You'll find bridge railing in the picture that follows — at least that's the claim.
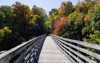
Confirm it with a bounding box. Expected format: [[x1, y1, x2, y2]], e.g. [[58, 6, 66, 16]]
[[0, 34, 46, 63], [52, 34, 100, 63]]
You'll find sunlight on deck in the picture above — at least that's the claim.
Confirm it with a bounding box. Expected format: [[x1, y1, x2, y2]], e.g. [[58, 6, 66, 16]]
[[38, 36, 72, 63]]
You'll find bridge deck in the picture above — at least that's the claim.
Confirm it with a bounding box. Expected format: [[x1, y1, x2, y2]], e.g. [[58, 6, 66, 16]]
[[38, 36, 72, 63]]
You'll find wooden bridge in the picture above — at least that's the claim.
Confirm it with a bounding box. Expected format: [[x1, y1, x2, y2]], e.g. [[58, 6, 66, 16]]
[[0, 34, 100, 63]]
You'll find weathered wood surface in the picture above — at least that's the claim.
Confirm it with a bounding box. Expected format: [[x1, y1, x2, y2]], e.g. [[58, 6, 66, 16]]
[[38, 36, 72, 63]]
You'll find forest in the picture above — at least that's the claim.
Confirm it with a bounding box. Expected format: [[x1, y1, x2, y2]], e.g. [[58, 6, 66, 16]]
[[0, 2, 47, 51], [0, 0, 100, 52], [49, 0, 100, 45]]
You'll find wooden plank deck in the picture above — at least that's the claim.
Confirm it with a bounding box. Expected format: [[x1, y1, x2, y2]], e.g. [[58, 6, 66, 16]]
[[38, 36, 72, 63]]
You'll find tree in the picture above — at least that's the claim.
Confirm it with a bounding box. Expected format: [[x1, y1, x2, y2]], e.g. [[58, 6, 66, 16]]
[[48, 8, 58, 32], [63, 12, 84, 40], [53, 17, 67, 36], [0, 27, 12, 50], [84, 2, 100, 45], [32, 5, 47, 35], [0, 11, 5, 28], [12, 2, 36, 40], [76, 0, 95, 14], [49, 9, 58, 16], [58, 1, 73, 17], [0, 6, 13, 27]]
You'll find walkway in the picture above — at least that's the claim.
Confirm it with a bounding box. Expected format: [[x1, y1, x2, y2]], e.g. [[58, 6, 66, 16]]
[[38, 36, 72, 63]]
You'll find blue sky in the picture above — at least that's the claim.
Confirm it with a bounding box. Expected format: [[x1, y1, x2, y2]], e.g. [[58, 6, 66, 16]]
[[0, 0, 78, 13]]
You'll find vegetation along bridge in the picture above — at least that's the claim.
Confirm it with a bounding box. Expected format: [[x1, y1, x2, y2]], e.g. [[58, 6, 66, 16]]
[[0, 34, 100, 63]]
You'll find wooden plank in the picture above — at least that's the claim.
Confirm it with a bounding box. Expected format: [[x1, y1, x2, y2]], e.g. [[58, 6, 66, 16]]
[[38, 36, 72, 63]]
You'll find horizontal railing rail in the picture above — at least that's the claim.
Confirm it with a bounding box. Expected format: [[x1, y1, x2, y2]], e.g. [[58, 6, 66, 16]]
[[51, 34, 100, 63], [0, 34, 46, 63]]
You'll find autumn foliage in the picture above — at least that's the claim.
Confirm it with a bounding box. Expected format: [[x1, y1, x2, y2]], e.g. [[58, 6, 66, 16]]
[[53, 17, 67, 35]]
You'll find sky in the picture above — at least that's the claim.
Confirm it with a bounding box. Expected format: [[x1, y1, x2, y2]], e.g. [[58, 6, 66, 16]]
[[0, 0, 78, 14]]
